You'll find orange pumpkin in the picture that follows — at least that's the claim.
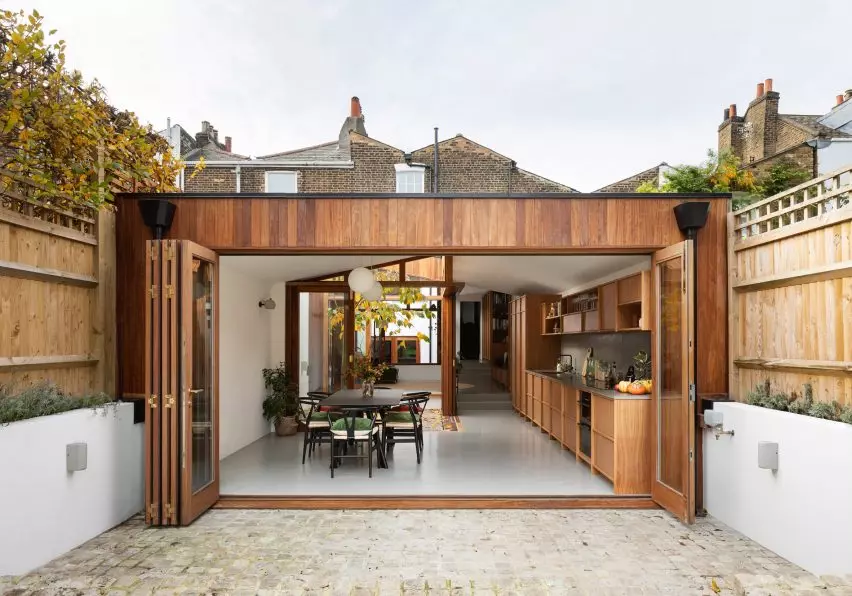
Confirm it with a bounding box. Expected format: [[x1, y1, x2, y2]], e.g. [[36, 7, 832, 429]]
[[628, 381, 647, 395]]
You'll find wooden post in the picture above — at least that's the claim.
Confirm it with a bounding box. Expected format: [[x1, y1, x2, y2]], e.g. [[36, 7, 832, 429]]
[[93, 143, 116, 395]]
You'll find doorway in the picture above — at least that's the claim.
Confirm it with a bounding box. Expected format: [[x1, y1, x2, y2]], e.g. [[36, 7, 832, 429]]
[[459, 301, 480, 360]]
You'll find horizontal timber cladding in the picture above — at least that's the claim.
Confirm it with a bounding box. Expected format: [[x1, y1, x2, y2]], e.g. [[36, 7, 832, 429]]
[[115, 194, 729, 401]]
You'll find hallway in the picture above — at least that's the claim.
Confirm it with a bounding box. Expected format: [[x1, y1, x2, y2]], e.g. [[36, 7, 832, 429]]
[[456, 359, 512, 412]]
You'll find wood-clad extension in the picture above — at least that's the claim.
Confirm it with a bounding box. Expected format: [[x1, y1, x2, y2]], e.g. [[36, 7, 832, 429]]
[[116, 194, 729, 402]]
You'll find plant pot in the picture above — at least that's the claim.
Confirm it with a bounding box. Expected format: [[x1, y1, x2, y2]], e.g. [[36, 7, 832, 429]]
[[274, 416, 298, 436]]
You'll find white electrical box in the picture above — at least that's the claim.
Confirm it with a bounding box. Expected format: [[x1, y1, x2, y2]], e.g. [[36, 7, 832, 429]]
[[66, 442, 88, 472], [757, 441, 778, 471]]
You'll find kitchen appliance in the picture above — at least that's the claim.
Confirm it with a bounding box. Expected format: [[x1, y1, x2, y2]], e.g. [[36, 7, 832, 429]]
[[578, 391, 592, 458], [556, 354, 574, 373]]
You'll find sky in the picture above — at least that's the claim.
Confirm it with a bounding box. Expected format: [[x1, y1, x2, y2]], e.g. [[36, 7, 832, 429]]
[[14, 0, 852, 191]]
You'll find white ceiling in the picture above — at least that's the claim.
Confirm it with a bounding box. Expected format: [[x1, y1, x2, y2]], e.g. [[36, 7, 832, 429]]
[[223, 254, 650, 295]]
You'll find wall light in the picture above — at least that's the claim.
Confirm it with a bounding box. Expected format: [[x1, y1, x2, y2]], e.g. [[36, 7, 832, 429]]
[[258, 298, 276, 310]]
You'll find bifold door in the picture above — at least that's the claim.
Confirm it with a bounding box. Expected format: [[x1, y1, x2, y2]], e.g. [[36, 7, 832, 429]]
[[651, 241, 696, 523], [145, 240, 219, 526]]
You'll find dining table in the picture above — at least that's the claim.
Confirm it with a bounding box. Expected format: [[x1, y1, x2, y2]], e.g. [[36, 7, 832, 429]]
[[322, 388, 409, 469]]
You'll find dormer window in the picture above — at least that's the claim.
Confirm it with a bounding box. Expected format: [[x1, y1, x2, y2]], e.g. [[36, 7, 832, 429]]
[[265, 171, 298, 193], [395, 164, 425, 193]]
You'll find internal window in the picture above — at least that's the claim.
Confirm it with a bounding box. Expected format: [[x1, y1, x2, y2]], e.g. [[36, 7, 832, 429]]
[[265, 171, 297, 193], [395, 164, 425, 193]]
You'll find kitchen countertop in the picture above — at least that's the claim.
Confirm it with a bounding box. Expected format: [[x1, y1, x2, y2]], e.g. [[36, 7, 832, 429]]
[[528, 370, 651, 400]]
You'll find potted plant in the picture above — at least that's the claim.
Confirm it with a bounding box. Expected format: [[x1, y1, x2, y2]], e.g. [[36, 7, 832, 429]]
[[379, 362, 399, 384], [262, 362, 299, 436], [347, 355, 388, 397]]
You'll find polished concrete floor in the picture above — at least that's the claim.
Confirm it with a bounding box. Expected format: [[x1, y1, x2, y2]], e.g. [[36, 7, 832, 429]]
[[220, 410, 614, 496]]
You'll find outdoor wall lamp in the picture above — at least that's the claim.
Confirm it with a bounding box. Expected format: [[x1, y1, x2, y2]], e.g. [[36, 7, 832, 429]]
[[258, 298, 276, 310], [138, 199, 177, 240], [704, 409, 735, 440], [674, 201, 710, 240]]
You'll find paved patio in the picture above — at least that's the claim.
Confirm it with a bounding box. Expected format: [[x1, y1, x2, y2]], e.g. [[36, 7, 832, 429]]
[[2, 509, 850, 595]]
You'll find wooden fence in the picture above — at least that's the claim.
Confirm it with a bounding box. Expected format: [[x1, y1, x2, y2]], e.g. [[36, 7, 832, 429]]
[[728, 164, 852, 405], [0, 169, 116, 396]]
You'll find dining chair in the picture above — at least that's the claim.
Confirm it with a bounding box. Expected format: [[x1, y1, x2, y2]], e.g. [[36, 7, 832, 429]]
[[298, 396, 330, 464], [381, 392, 430, 464], [328, 408, 381, 478]]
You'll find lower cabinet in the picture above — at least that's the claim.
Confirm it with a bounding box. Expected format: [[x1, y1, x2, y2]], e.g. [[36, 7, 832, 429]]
[[591, 393, 652, 495]]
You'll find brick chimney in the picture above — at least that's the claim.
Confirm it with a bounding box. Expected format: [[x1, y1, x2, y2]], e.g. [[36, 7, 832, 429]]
[[339, 95, 368, 149], [838, 94, 845, 106], [225, 136, 232, 152], [195, 120, 212, 146], [729, 104, 737, 119]]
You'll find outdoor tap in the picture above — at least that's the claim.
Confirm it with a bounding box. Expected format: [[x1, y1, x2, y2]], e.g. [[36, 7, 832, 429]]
[[703, 410, 734, 440]]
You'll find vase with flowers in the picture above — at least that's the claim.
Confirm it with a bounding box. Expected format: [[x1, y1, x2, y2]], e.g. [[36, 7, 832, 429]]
[[347, 355, 389, 397]]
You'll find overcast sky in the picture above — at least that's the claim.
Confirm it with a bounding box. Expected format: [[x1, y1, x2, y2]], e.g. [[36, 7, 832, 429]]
[[16, 0, 852, 191]]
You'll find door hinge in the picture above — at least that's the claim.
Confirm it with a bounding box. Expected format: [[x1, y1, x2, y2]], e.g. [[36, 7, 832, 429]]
[[165, 284, 175, 299], [163, 503, 173, 520], [148, 503, 158, 518], [164, 394, 175, 408], [149, 284, 158, 299], [149, 245, 158, 261], [165, 244, 175, 261], [688, 383, 696, 403], [148, 394, 158, 409]]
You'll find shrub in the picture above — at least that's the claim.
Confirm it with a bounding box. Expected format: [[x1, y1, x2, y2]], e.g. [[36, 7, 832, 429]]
[[808, 401, 838, 421], [764, 393, 791, 411], [840, 405, 852, 425], [0, 382, 114, 425]]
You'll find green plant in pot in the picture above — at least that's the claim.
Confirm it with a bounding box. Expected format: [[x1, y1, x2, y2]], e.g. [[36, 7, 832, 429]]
[[262, 362, 299, 436]]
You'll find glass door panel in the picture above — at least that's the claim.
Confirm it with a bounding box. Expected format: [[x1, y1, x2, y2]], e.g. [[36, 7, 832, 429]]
[[300, 292, 348, 394], [652, 241, 695, 524]]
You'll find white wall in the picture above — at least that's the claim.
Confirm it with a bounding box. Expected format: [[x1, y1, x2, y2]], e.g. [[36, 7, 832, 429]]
[[0, 404, 142, 576], [268, 281, 288, 365], [704, 402, 852, 576], [219, 262, 272, 459], [396, 364, 441, 381]]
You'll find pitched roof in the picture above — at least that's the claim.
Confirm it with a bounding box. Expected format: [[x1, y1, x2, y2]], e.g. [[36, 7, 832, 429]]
[[183, 143, 251, 162], [781, 114, 852, 139], [594, 162, 669, 193], [257, 140, 351, 162]]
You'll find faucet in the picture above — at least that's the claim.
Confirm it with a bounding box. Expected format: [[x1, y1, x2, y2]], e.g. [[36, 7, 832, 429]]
[[561, 354, 574, 374]]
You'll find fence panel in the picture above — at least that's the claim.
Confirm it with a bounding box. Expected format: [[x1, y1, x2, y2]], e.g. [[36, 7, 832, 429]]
[[729, 166, 852, 405], [0, 175, 115, 396]]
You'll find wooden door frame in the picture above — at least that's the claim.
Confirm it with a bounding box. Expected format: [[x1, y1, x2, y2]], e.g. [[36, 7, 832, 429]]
[[179, 241, 220, 525], [650, 241, 696, 523]]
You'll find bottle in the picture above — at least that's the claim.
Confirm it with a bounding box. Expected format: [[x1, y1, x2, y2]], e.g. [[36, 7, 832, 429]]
[[626, 365, 635, 382], [607, 362, 617, 389]]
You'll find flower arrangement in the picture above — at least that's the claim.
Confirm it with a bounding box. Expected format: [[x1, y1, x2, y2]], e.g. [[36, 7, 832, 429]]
[[347, 355, 389, 397]]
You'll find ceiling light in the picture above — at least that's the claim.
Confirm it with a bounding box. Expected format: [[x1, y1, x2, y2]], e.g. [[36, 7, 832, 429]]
[[348, 267, 375, 293], [362, 281, 383, 302]]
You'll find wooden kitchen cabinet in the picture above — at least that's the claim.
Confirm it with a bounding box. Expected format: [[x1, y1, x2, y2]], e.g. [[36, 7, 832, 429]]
[[510, 295, 560, 416], [616, 271, 651, 331], [562, 387, 578, 453], [599, 282, 618, 331], [590, 393, 652, 495]]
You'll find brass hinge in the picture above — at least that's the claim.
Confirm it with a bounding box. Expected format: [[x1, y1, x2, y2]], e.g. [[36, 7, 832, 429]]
[[164, 394, 175, 408], [148, 503, 158, 518], [149, 245, 158, 261], [148, 394, 158, 409], [166, 243, 176, 261], [166, 284, 175, 299], [149, 284, 158, 299], [163, 503, 173, 520]]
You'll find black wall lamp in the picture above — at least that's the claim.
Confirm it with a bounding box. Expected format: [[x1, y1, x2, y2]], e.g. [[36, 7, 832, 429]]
[[674, 201, 710, 239], [138, 199, 177, 240]]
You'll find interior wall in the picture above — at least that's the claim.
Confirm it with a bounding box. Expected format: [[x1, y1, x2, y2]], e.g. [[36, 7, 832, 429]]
[[268, 282, 287, 366], [396, 364, 441, 381], [560, 333, 651, 378], [219, 262, 273, 459]]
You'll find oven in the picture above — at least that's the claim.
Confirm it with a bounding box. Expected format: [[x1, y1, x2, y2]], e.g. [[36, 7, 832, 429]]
[[578, 391, 592, 459]]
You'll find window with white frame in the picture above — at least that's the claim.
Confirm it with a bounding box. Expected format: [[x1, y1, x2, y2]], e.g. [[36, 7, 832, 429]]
[[395, 164, 425, 193], [265, 171, 298, 193]]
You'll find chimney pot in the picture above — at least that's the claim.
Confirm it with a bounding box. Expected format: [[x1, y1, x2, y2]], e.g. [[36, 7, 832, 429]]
[[225, 136, 232, 152], [764, 78, 773, 93], [350, 96, 362, 118], [837, 94, 845, 107], [756, 82, 765, 98], [845, 89, 852, 101], [201, 120, 211, 133], [730, 103, 737, 119], [723, 108, 730, 121], [212, 128, 218, 142]]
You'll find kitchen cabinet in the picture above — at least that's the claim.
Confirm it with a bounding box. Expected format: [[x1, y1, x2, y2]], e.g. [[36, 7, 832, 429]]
[[616, 271, 651, 331], [554, 270, 651, 335], [590, 392, 652, 494], [599, 282, 618, 331], [510, 295, 560, 415]]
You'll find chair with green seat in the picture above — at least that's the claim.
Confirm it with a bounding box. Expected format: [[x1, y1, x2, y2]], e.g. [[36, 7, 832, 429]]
[[298, 395, 330, 464], [382, 393, 430, 464], [328, 409, 381, 478]]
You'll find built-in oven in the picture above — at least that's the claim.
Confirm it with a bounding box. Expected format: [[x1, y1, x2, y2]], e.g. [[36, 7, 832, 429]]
[[578, 391, 592, 459]]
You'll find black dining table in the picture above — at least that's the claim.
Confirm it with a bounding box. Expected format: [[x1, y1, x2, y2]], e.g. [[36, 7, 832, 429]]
[[322, 388, 408, 469]]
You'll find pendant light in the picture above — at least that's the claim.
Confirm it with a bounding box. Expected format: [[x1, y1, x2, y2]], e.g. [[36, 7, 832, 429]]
[[362, 280, 383, 302], [348, 266, 375, 293]]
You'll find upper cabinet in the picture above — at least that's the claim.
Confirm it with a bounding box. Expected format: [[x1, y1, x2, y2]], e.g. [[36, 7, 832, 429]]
[[545, 271, 651, 336]]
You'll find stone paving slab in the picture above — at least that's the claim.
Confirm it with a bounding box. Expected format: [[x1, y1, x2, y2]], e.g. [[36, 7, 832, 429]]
[[1, 509, 850, 595]]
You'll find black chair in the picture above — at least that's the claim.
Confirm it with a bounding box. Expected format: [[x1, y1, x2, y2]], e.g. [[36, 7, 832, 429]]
[[298, 396, 331, 464], [328, 408, 382, 478], [381, 392, 430, 464]]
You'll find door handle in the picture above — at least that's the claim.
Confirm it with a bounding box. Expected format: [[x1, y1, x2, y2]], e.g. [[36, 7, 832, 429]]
[[187, 388, 203, 406], [188, 389, 204, 394]]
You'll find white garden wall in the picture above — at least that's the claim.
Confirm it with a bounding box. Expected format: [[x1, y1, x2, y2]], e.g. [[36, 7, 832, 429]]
[[0, 403, 142, 576], [703, 402, 852, 576], [219, 262, 273, 459]]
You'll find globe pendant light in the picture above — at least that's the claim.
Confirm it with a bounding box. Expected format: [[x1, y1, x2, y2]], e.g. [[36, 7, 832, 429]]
[[362, 280, 383, 302], [348, 267, 375, 293]]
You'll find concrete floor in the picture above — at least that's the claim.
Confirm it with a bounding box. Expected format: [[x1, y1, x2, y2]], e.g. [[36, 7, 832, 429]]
[[220, 410, 614, 496], [4, 509, 846, 595]]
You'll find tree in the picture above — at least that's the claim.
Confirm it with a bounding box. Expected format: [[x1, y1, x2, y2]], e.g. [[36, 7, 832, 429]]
[[754, 159, 811, 199], [636, 150, 757, 195], [0, 9, 191, 208]]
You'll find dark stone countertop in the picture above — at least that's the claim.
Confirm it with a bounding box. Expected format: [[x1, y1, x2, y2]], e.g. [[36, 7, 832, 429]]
[[527, 370, 651, 400]]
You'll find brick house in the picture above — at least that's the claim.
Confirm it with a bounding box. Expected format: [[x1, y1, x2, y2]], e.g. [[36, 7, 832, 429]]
[[718, 78, 852, 178], [594, 163, 671, 193], [172, 97, 576, 194]]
